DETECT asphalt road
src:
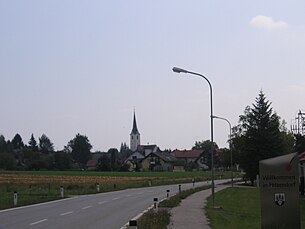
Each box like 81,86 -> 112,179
0,179 -> 228,229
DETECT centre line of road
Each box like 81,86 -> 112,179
98,201 -> 108,205
112,197 -> 120,200
30,219 -> 48,226
60,211 -> 73,216
125,194 -> 132,197
82,206 -> 92,210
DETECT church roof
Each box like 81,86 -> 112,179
131,112 -> 140,135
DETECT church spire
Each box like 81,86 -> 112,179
131,111 -> 140,135
130,110 -> 140,152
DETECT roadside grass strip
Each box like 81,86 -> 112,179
206,187 -> 305,229
136,186 -> 210,229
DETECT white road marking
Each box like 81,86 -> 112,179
125,194 -> 132,197
137,192 -> 143,195
98,201 -> 108,205
60,211 -> 73,216
30,219 -> 48,226
82,206 -> 92,210
0,197 -> 78,213
112,197 -> 120,200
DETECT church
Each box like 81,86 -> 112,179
126,111 -> 176,172
130,111 -> 141,152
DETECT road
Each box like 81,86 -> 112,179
0,179 -> 228,229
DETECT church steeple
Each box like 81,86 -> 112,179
130,110 -> 140,151
131,112 -> 140,135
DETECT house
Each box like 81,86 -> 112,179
86,159 -> 98,170
171,149 -> 209,171
172,149 -> 204,163
141,151 -> 176,172
125,144 -> 160,171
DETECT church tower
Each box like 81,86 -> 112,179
130,111 -> 140,152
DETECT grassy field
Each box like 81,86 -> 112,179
0,170 -> 237,210
206,187 -> 305,229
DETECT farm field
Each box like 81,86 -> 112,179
0,170 -> 237,210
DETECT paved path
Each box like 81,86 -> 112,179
168,184 -> 229,229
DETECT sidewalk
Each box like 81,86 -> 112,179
167,184 -> 229,229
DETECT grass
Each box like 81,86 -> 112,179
206,187 -> 305,229
136,185 -> 210,229
159,186 -> 209,208
137,210 -> 171,229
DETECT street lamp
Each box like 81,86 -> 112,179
212,115 -> 233,187
172,66 -> 215,207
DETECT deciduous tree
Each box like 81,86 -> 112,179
39,134 -> 54,153
68,134 -> 92,169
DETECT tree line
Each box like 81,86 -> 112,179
0,132 -> 133,171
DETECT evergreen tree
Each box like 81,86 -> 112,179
0,135 -> 7,153
236,91 -> 285,184
29,134 -> 38,152
12,133 -> 24,150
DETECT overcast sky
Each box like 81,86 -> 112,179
1,1 -> 305,151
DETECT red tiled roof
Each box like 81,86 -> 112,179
172,150 -> 204,158
86,159 -> 97,167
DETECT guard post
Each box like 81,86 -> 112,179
60,186 -> 64,198
13,191 -> 18,206
153,197 -> 158,213
260,153 -> 300,229
96,183 -> 100,192
129,220 -> 137,229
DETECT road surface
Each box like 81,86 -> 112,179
0,179 -> 228,229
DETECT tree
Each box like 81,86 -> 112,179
53,151 -> 71,170
12,133 -> 24,150
294,134 -> 305,153
119,142 -> 132,161
97,154 -> 111,171
0,135 -> 7,153
235,91 -> 286,184
108,148 -> 120,171
0,153 -> 16,170
29,134 -> 38,152
192,140 -> 219,169
68,134 -> 92,169
39,134 -> 54,153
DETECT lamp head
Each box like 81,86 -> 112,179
172,67 -> 188,73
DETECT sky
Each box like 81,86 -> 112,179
1,0 -> 305,152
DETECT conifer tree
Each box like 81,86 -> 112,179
237,91 -> 285,184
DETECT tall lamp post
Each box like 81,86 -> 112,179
172,67 -> 215,207
212,115 -> 233,187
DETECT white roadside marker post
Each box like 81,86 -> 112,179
13,191 -> 18,206
153,197 -> 158,213
60,186 -> 64,198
